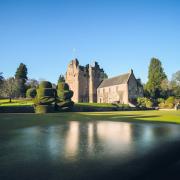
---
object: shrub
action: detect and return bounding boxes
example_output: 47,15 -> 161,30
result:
57,90 -> 73,101
137,97 -> 153,108
34,81 -> 56,113
145,99 -> 153,108
35,105 -> 54,114
26,88 -> 36,98
158,96 -> 175,109
36,88 -> 55,98
57,82 -> 69,91
165,96 -> 175,104
164,96 -> 175,109
39,81 -> 52,89
56,82 -> 74,111
157,98 -> 165,104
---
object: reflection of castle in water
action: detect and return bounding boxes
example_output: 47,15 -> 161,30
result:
18,122 -> 180,162
64,121 -> 133,160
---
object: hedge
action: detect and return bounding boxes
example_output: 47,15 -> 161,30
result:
39,81 -> 52,89
35,105 -> 55,114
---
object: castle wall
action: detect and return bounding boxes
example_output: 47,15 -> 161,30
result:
65,59 -> 79,102
89,63 -> 105,103
128,73 -> 143,102
66,59 -> 106,103
97,84 -> 128,104
78,66 -> 89,102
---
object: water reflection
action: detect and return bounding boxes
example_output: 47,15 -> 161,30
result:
3,121 -> 180,164
65,121 -> 79,160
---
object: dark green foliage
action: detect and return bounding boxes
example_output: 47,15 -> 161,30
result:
35,105 -> 54,114
57,82 -> 69,91
57,100 -> 74,109
34,81 -> 56,113
145,58 -> 167,99
15,63 -> 28,97
57,90 -> 73,101
0,72 -> 4,83
26,88 -> 37,98
39,81 -> 52,89
36,88 -> 55,98
15,63 -> 28,80
56,82 -> 74,111
58,75 -> 65,83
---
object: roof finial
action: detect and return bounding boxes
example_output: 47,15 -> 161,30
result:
130,69 -> 133,74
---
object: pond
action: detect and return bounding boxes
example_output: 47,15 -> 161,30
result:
1,121 -> 180,180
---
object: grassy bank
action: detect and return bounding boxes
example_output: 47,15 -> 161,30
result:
0,111 -> 180,132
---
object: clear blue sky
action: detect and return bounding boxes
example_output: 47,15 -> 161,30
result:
0,0 -> 180,83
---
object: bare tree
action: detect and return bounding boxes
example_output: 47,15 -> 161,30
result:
2,77 -> 18,102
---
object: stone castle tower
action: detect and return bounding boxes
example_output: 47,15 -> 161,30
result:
65,59 -> 107,103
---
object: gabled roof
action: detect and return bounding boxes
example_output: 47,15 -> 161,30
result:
98,72 -> 130,88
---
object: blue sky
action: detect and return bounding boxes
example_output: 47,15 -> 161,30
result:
0,0 -> 180,83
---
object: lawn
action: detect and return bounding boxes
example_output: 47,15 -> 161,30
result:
0,99 -> 33,106
0,99 -> 126,108
0,110 -> 180,132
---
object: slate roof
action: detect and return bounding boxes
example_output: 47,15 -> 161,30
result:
98,73 -> 130,88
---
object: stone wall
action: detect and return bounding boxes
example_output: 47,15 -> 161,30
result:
89,62 -> 105,103
65,59 -> 80,102
97,84 -> 128,104
97,70 -> 143,104
65,59 -> 106,103
128,72 -> 143,102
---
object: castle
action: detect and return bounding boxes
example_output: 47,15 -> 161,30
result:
65,59 -> 107,103
65,59 -> 143,104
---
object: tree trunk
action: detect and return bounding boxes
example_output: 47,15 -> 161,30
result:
9,97 -> 12,103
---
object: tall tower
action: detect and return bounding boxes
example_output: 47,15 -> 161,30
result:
89,62 -> 106,103
65,59 -> 107,103
65,59 -> 80,102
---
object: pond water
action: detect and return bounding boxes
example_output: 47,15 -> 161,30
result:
1,121 -> 180,180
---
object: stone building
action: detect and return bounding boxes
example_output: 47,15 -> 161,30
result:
97,69 -> 143,104
65,59 -> 107,103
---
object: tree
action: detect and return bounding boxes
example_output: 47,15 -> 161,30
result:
26,88 -> 37,98
15,63 -> 28,97
2,77 -> 18,102
171,70 -> 180,98
0,72 -> 4,83
34,81 -> 56,113
58,75 -> 65,83
145,58 -> 167,99
26,79 -> 39,88
0,72 -> 4,92
172,70 -> 180,86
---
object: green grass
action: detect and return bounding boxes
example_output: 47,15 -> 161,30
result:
76,102 -> 115,107
0,99 -> 33,106
0,110 -> 179,132
0,100 -> 128,108
75,103 -> 129,108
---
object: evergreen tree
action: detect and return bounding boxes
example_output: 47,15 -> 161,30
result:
0,72 -> 4,94
146,58 -> 167,99
15,63 -> 28,97
58,75 -> 65,83
0,72 -> 3,82
15,63 -> 28,80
